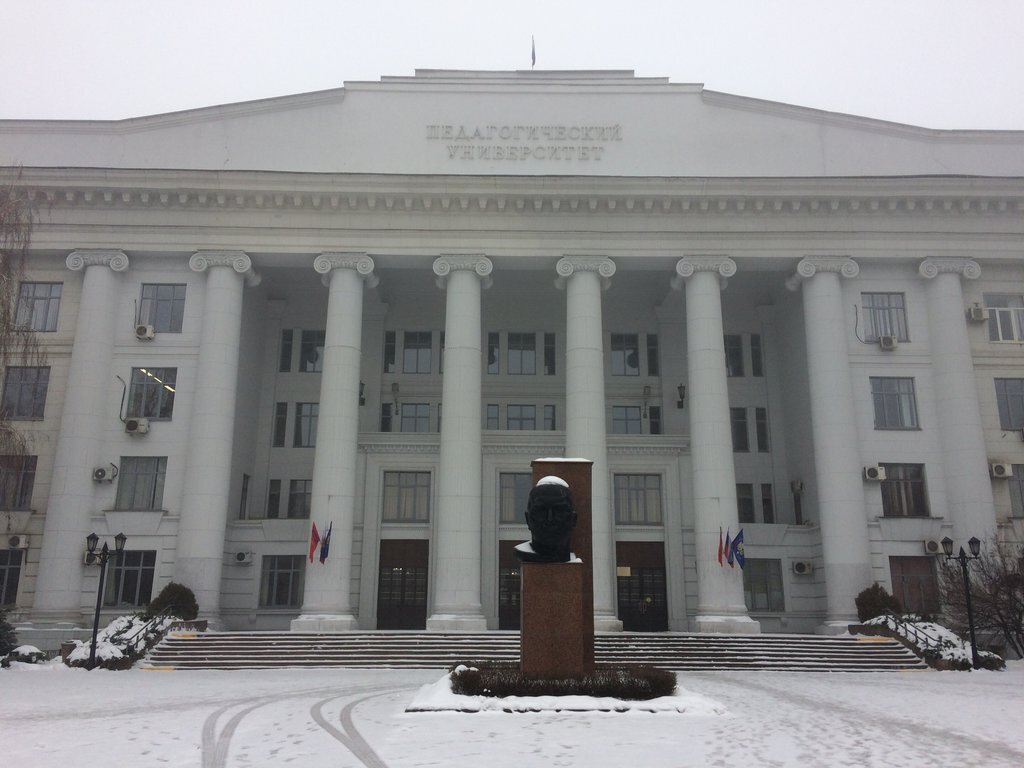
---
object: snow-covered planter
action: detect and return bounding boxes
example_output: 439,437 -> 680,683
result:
65,613 -> 180,670
859,615 -> 1005,670
1,644 -> 47,668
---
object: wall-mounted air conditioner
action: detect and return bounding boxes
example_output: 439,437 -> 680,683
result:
878,335 -> 899,351
234,552 -> 253,565
967,305 -> 987,322
125,417 -> 150,435
92,464 -> 118,482
792,560 -> 814,575
923,539 -> 943,556
990,462 -> 1013,479
135,324 -> 156,340
8,534 -> 29,549
863,465 -> 887,481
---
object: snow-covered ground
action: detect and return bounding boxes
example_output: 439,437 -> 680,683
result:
3,662 -> 1023,768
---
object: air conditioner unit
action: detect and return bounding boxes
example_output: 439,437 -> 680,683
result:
923,539 -> 943,556
990,462 -> 1013,479
792,560 -> 814,575
135,324 -> 156,340
125,417 -> 150,434
878,335 -> 899,351
967,305 -> 988,322
92,464 -> 118,482
863,465 -> 887,481
8,534 -> 29,549
234,551 -> 253,565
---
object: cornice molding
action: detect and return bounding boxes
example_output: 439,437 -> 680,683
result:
314,252 -> 379,288
432,254 -> 494,290
918,257 -> 981,280
189,250 -> 261,286
66,249 -> 129,272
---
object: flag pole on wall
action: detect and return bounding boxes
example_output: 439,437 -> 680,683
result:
531,36 -> 536,69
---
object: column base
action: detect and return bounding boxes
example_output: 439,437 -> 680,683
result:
290,614 -> 358,632
815,620 -> 855,636
425,614 -> 488,631
693,615 -> 762,634
594,614 -> 624,632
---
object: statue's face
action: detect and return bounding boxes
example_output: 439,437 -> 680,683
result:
525,485 -> 577,544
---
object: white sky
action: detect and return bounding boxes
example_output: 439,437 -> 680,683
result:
1,0 -> 1022,129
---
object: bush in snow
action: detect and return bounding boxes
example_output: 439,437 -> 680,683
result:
145,581 -> 198,621
0,609 -> 17,656
2,645 -> 47,667
66,613 -> 179,670
855,583 -> 901,622
863,615 -> 1004,671
450,663 -> 677,699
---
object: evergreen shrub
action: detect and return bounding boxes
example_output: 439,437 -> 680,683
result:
855,583 -> 902,622
0,609 -> 17,656
449,662 -> 677,700
146,581 -> 198,621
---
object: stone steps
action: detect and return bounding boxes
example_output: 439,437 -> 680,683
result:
142,631 -> 928,672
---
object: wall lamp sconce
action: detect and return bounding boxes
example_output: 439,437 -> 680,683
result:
642,385 -> 652,418
676,384 -> 686,409
359,381 -> 366,406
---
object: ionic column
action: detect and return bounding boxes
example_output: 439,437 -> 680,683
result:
556,255 -> 622,632
33,251 -> 129,622
292,254 -> 377,632
789,256 -> 870,630
673,256 -> 758,633
426,255 -> 492,631
175,251 -> 259,623
919,258 -> 997,540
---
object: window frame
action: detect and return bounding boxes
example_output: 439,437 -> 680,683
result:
402,331 -> 432,374
985,294 -> 1024,343
1,366 -> 50,420
382,471 -> 431,523
104,550 -> 156,607
499,472 -> 532,524
0,549 -> 22,606
507,332 -> 537,375
610,333 -> 641,377
870,377 -> 919,430
743,559 -> 785,612
0,455 -> 36,510
880,463 -> 929,518
293,402 -> 319,447
613,473 -> 663,525
260,554 -> 305,608
114,456 -> 167,511
139,283 -> 186,333
611,405 -> 642,435
15,282 -> 62,332
995,378 -> 1024,430
862,292 -> 909,342
127,367 -> 177,420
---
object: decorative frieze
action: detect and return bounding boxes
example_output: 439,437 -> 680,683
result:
65,249 -> 129,272
918,257 -> 981,280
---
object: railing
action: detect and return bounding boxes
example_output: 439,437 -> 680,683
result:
120,606 -> 179,656
878,612 -> 947,656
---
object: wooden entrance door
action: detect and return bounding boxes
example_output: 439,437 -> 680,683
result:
616,542 -> 668,631
377,539 -> 428,629
889,556 -> 940,616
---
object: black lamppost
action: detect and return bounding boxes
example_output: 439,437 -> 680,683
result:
85,531 -> 127,670
941,535 -> 982,669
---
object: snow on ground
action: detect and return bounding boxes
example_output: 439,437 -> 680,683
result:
3,662 -> 1023,768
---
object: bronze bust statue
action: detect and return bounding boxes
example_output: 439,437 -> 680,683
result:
514,478 -> 577,563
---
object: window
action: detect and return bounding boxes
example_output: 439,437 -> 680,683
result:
611,334 -> 640,376
0,456 -> 36,510
761,484 -> 775,524
1010,467 -> 1024,519
870,377 -> 918,430
299,330 -> 325,372
543,405 -> 556,431
755,407 -> 770,452
737,484 -> 755,524
260,555 -> 304,607
266,479 -> 282,519
485,404 -> 499,430
104,550 -> 156,607
0,549 -> 22,606
400,403 -> 431,433
750,334 -> 764,377
287,479 -> 312,519
646,334 -> 659,376
499,472 -> 532,524
15,282 -> 62,332
403,331 -> 432,373
648,405 -> 662,435
862,292 -> 909,342
487,333 -> 500,374
613,474 -> 663,524
612,405 -> 642,434
239,473 -> 250,520
507,333 -> 536,375
383,331 -> 396,373
544,333 -> 556,375
995,379 -> 1024,430
293,403 -> 318,447
115,457 -> 167,510
880,463 -> 928,518
1,366 -> 49,419
743,559 -> 784,612
507,404 -> 536,430
986,294 -> 1024,342
730,408 -> 749,452
139,284 -> 186,333
382,471 -> 431,522
127,367 -> 176,419
278,329 -> 293,372
380,403 -> 393,432
724,335 -> 744,377
272,402 -> 288,447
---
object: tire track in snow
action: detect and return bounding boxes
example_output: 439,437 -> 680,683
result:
311,688 -> 406,768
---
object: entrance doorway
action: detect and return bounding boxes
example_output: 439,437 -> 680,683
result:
497,541 -> 522,630
889,556 -> 940,616
616,541 -> 668,631
377,539 -> 428,629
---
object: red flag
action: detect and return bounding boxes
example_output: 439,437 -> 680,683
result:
308,522 -> 320,563
717,527 -> 724,566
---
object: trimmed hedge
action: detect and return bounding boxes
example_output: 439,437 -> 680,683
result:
146,582 -> 198,621
855,583 -> 901,623
450,662 -> 677,700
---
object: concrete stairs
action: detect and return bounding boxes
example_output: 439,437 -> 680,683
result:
142,631 -> 927,672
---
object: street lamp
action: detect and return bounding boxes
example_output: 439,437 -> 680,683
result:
85,531 -> 127,670
941,535 -> 982,669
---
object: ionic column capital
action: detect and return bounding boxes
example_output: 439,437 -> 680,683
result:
918,257 -> 981,280
555,255 -> 616,290
433,254 -> 493,290
66,249 -> 129,272
671,255 -> 736,290
314,252 -> 378,288
786,256 -> 859,291
189,251 -> 260,286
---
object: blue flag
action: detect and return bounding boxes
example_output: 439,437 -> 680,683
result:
730,528 -> 746,570
319,521 -> 332,564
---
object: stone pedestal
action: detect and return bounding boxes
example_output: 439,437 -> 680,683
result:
520,562 -> 589,676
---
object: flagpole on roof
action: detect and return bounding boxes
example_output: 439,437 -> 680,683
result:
531,36 -> 536,70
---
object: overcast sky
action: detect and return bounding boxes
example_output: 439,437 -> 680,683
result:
1,0 -> 1021,129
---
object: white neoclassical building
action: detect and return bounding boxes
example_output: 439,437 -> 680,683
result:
2,70 -> 1024,642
